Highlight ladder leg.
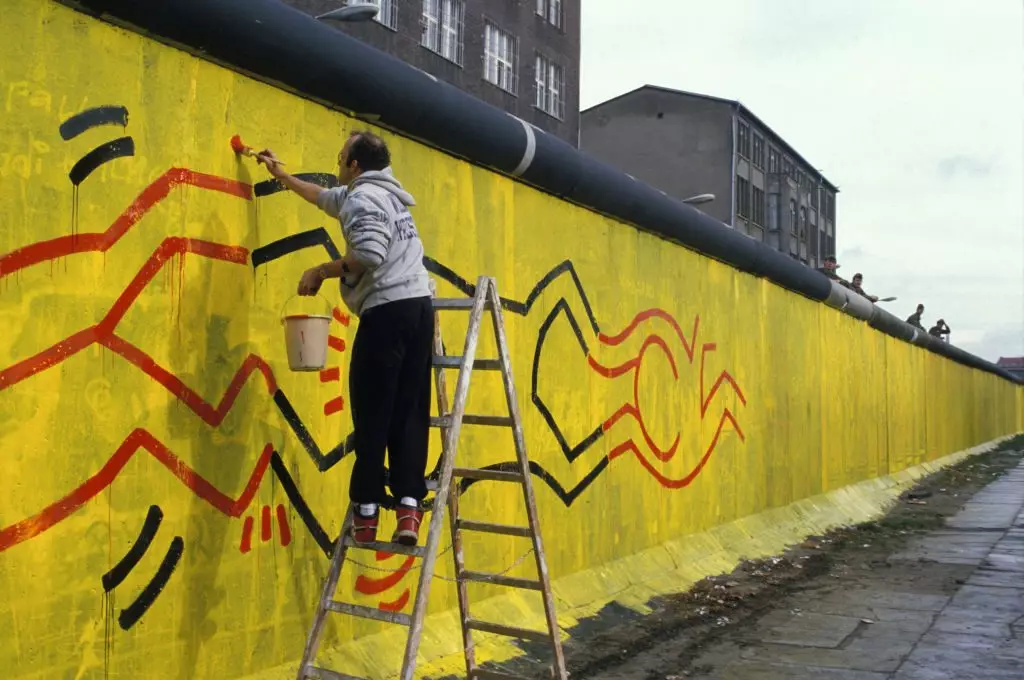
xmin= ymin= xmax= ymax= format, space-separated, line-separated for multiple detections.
xmin=447 ymin=474 xmax=477 ymax=675
xmin=486 ymin=279 xmax=568 ymax=679
xmin=295 ymin=508 xmax=354 ymax=680
xmin=399 ymin=279 xmax=490 ymax=680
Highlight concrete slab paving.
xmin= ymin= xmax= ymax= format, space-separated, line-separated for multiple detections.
xmin=701 ymin=661 xmax=889 ymax=679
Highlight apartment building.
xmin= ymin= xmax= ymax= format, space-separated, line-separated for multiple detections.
xmin=283 ymin=0 xmax=582 ymax=145
xmin=581 ymin=85 xmax=839 ymax=267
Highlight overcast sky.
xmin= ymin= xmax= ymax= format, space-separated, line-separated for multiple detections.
xmin=580 ymin=0 xmax=1024 ymax=362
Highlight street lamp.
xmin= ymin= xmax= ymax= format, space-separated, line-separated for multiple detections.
xmin=316 ymin=4 xmax=379 ymax=22
xmin=681 ymin=193 xmax=715 ymax=205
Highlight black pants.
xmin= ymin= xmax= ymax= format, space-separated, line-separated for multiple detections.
xmin=349 ymin=296 xmax=434 ymax=505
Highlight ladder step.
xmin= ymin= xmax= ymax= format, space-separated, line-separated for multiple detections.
xmin=432 ymin=356 xmax=502 ymax=370
xmin=453 ymin=467 xmax=525 ymax=483
xmin=430 ymin=415 xmax=515 ymax=428
xmin=432 ymin=298 xmax=492 ymax=310
xmin=466 ymin=618 xmax=550 ymax=642
xmin=460 ymin=570 xmax=544 ymax=591
xmin=303 ymin=666 xmax=367 ymax=680
xmin=457 ymin=519 xmax=532 ymax=537
xmin=470 ymin=670 xmax=533 ymax=680
xmin=327 ymin=601 xmax=412 ymax=627
xmin=340 ymin=535 xmax=426 ymax=558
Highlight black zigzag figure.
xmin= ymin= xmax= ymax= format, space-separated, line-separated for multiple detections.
xmin=250 ymin=226 xmax=614 ymax=508
xmin=102 ymin=505 xmax=163 ymax=592
xmin=254 ymin=173 xmax=338 ymax=198
xmin=270 ymin=451 xmax=334 ymax=556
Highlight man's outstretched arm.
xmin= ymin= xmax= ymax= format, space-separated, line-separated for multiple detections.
xmin=256 ymin=149 xmax=324 ymax=205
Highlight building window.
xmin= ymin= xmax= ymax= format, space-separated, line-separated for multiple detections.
xmin=534 ymin=54 xmax=564 ymax=119
xmin=484 ymin=22 xmax=518 ymax=94
xmin=751 ymin=186 xmax=765 ymax=226
xmin=536 ymin=0 xmax=563 ymax=29
xmin=752 ymin=134 xmax=765 ymax=168
xmin=768 ymin=146 xmax=779 ymax=174
xmin=783 ymin=157 xmax=794 ymax=180
xmin=789 ymin=199 xmax=797 ymax=234
xmin=350 ymin=0 xmax=398 ymax=30
xmin=768 ymin=193 xmax=780 ymax=231
xmin=811 ymin=185 xmax=820 ymax=209
xmin=799 ymin=206 xmax=808 ymax=240
xmin=422 ymin=0 xmax=465 ymax=65
xmin=736 ymin=176 xmax=751 ymax=219
xmin=810 ymin=219 xmax=819 ymax=260
xmin=737 ymin=121 xmax=750 ymax=158
xmin=825 ymin=192 xmax=836 ymax=221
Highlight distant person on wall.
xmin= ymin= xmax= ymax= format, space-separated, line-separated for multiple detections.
xmin=257 ymin=132 xmax=433 ymax=547
xmin=816 ymin=254 xmax=841 ymax=280
xmin=849 ymin=273 xmax=878 ymax=303
xmin=906 ymin=304 xmax=925 ymax=329
xmin=929 ymin=319 xmax=951 ymax=342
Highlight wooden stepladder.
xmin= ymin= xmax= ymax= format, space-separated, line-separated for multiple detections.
xmin=296 ymin=276 xmax=567 ymax=680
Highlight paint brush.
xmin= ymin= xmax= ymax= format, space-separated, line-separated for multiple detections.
xmin=230 ymin=134 xmax=285 ymax=166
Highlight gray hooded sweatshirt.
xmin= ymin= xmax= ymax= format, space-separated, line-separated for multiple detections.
xmin=316 ymin=167 xmax=432 ymax=316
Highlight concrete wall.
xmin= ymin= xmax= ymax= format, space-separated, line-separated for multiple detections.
xmin=0 ymin=2 xmax=1021 ymax=678
xmin=580 ymin=89 xmax=735 ymax=225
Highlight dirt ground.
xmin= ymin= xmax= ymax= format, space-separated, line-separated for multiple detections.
xmin=556 ymin=435 xmax=1024 ymax=680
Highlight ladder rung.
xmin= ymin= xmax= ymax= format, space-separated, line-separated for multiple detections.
xmin=303 ymin=666 xmax=366 ymax=680
xmin=457 ymin=519 xmax=532 ymax=537
xmin=466 ymin=618 xmax=550 ymax=642
xmin=453 ymin=467 xmax=524 ymax=483
xmin=471 ymin=670 xmax=532 ymax=680
xmin=432 ymin=356 xmax=502 ymax=370
xmin=460 ymin=570 xmax=543 ymax=591
xmin=432 ymin=298 xmax=491 ymax=310
xmin=327 ymin=601 xmax=412 ymax=626
xmin=340 ymin=535 xmax=426 ymax=558
xmin=430 ymin=415 xmax=514 ymax=428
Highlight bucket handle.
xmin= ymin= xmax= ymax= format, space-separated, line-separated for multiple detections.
xmin=280 ymin=293 xmax=333 ymax=324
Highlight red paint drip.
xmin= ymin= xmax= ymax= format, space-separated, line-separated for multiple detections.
xmin=261 ymin=505 xmax=272 ymax=543
xmin=240 ymin=516 xmax=254 ymax=554
xmin=276 ymin=505 xmax=292 ymax=547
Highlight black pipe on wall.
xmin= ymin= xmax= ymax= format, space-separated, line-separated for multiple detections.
xmin=62 ymin=0 xmax=1021 ymax=384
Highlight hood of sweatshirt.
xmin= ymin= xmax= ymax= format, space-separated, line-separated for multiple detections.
xmin=350 ymin=167 xmax=416 ymax=207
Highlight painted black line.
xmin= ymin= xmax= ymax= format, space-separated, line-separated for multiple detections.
xmin=270 ymin=452 xmax=333 ymax=556
xmin=118 ymin=536 xmax=183 ymax=630
xmin=69 ymin=137 xmax=135 ymax=186
xmin=459 ymin=458 xmax=610 ymax=507
xmin=254 ymin=173 xmax=338 ymax=197
xmin=273 ymin=389 xmax=354 ymax=472
xmin=251 ymin=227 xmax=342 ymax=268
xmin=532 ymin=298 xmax=605 ymax=462
xmin=102 ymin=505 xmax=162 ymax=592
xmin=59 ymin=106 xmax=129 ymax=141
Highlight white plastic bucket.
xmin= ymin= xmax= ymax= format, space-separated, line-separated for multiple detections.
xmin=281 ymin=295 xmax=332 ymax=372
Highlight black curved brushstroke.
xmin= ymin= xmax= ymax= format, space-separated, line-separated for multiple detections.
xmin=251 ymin=226 xmax=342 ymax=267
xmin=254 ymin=173 xmax=339 ymax=197
xmin=69 ymin=137 xmax=135 ymax=186
xmin=118 ymin=536 xmax=183 ymax=630
xmin=59 ymin=105 xmax=129 ymax=140
xmin=102 ymin=505 xmax=162 ymax=592
xmin=269 ymin=451 xmax=333 ymax=556
xmin=273 ymin=389 xmax=354 ymax=472
xmin=460 ymin=458 xmax=611 ymax=507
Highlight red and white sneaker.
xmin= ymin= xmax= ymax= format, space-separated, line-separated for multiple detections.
xmin=350 ymin=508 xmax=378 ymax=545
xmin=392 ymin=505 xmax=423 ymax=546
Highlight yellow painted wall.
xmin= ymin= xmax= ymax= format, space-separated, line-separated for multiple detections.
xmin=0 ymin=2 xmax=1020 ymax=678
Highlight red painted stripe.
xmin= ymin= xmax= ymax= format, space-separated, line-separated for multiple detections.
xmin=332 ymin=308 xmax=350 ymax=326
xmin=240 ymin=516 xmax=254 ymax=554
xmin=319 ymin=367 xmax=340 ymax=383
xmin=597 ymin=310 xmax=698 ymax=363
xmin=699 ymin=344 xmax=747 ymax=416
xmin=276 ymin=505 xmax=292 ymax=547
xmin=0 ymin=168 xmax=251 ymax=278
xmin=328 ymin=336 xmax=346 ymax=352
xmin=625 ymin=409 xmax=744 ymax=489
xmin=378 ymin=589 xmax=411 ymax=612
xmin=355 ymin=555 xmax=415 ymax=595
xmin=0 ymin=433 xmax=273 ymax=552
xmin=0 ymin=238 xmax=249 ymax=392
xmin=261 ymin=506 xmax=272 ymax=542
xmin=323 ymin=397 xmax=345 ymax=416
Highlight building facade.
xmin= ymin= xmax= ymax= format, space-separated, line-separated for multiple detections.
xmin=580 ymin=86 xmax=839 ymax=268
xmin=282 ymin=0 xmax=581 ymax=145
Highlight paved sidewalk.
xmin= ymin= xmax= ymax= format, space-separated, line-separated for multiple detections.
xmin=690 ymin=461 xmax=1024 ymax=679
